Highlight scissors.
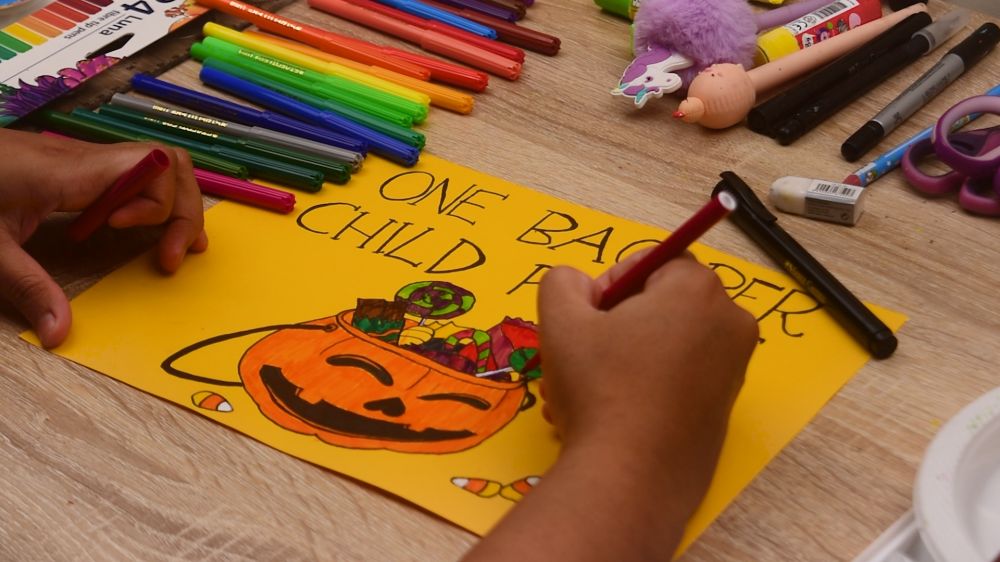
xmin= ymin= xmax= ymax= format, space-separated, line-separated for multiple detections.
xmin=902 ymin=95 xmax=1000 ymax=216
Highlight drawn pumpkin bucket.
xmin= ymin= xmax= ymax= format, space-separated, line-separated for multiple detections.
xmin=239 ymin=310 xmax=533 ymax=454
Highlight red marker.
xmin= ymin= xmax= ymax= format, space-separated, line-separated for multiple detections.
xmin=67 ymin=149 xmax=171 ymax=242
xmin=521 ymin=192 xmax=738 ymax=374
xmin=309 ymin=0 xmax=495 ymax=87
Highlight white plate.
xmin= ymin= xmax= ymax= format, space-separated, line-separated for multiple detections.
xmin=915 ymin=387 xmax=1000 ymax=562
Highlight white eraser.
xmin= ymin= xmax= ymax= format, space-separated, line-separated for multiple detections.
xmin=769 ymin=176 xmax=867 ymax=225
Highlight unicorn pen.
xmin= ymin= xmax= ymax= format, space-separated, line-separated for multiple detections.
xmin=611 ymin=0 xmax=848 ymax=107
xmin=673 ymin=3 xmax=927 ymax=129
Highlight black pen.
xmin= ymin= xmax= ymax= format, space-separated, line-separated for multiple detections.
xmin=747 ymin=11 xmax=933 ymax=137
xmin=842 ymin=22 xmax=1000 ymax=162
xmin=713 ymin=172 xmax=897 ymax=359
xmin=774 ymin=10 xmax=967 ymax=146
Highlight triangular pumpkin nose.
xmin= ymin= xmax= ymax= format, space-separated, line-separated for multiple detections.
xmin=363 ymin=397 xmax=406 ymax=417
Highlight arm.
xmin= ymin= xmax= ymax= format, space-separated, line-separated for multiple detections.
xmin=0 ymin=129 xmax=208 ymax=348
xmin=466 ymin=254 xmax=758 ymax=561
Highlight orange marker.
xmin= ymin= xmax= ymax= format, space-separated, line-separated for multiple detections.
xmin=194 ymin=0 xmax=430 ymax=80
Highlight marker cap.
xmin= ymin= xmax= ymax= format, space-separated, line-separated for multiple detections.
xmin=841 ymin=121 xmax=884 ymax=162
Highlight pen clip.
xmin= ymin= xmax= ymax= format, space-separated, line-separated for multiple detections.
xmin=714 ymin=171 xmax=777 ymax=224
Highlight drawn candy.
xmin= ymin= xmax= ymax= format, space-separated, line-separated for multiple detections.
xmin=451 ymin=477 xmax=502 ymax=498
xmin=395 ymin=281 xmax=475 ymax=320
xmin=352 ymin=298 xmax=407 ymax=343
xmin=191 ymin=391 xmax=232 ymax=413
xmin=500 ymin=476 xmax=541 ymax=502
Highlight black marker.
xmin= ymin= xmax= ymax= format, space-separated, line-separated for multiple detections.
xmin=747 ymin=11 xmax=933 ymax=137
xmin=713 ymin=172 xmax=897 ymax=359
xmin=774 ymin=10 xmax=966 ymax=146
xmin=842 ymin=22 xmax=1000 ymax=162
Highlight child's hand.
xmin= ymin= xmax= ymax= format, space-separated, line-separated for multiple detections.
xmin=538 ymin=253 xmax=757 ymax=463
xmin=0 ymin=130 xmax=207 ymax=348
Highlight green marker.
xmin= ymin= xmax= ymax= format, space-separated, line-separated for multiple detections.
xmin=190 ymin=38 xmax=427 ymax=126
xmin=594 ymin=0 xmax=637 ymax=19
xmin=200 ymin=57 xmax=426 ymax=150
xmin=97 ymin=104 xmax=351 ymax=185
xmin=35 ymin=110 xmax=249 ymax=179
xmin=70 ymin=109 xmax=326 ymax=192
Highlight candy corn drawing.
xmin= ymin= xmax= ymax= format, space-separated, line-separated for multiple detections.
xmin=451 ymin=476 xmax=540 ymax=502
xmin=191 ymin=391 xmax=233 ymax=412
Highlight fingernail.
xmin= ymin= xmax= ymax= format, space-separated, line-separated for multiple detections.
xmin=38 ymin=312 xmax=59 ymax=348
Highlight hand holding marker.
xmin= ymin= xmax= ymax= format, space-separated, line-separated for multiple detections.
xmin=521 ymin=192 xmax=738 ymax=374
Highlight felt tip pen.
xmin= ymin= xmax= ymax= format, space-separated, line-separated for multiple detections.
xmin=520 ymin=192 xmax=738 ymax=374
xmin=193 ymin=35 xmax=428 ymax=124
xmin=202 ymin=23 xmax=432 ymax=109
xmin=774 ymin=10 xmax=966 ymax=146
xmin=842 ymin=20 xmax=1000 ymax=162
xmin=34 ymin=110 xmax=250 ymax=179
xmin=193 ymin=169 xmax=296 ymax=213
xmin=131 ymin=74 xmax=369 ymax=155
xmin=713 ymin=172 xmax=897 ymax=359
xmin=341 ymin=0 xmax=524 ymax=63
xmin=373 ymin=0 xmax=498 ymax=39
xmin=191 ymin=39 xmax=421 ymax=128
xmin=70 ymin=108 xmax=328 ymax=192
xmin=68 ymin=149 xmax=170 ymax=242
xmin=747 ymin=11 xmax=934 ymax=137
xmin=421 ymin=0 xmax=559 ymax=55
xmin=96 ymin=104 xmax=353 ymax=184
xmin=200 ymin=58 xmax=426 ymax=150
xmin=41 ymin=129 xmax=296 ymax=214
xmin=110 ymin=94 xmax=364 ymax=172
xmin=309 ymin=0 xmax=521 ymax=81
xmin=433 ymin=0 xmax=522 ymax=22
xmin=241 ymin=29 xmax=475 ymax=113
xmin=200 ymin=65 xmax=421 ymax=166
xmin=194 ymin=0 xmax=433 ymax=80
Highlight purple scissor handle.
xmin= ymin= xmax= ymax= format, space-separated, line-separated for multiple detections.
xmin=902 ymin=95 xmax=1000 ymax=216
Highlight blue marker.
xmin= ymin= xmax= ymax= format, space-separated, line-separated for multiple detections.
xmin=376 ymin=0 xmax=497 ymax=39
xmin=199 ymin=66 xmax=421 ymax=167
xmin=131 ymin=74 xmax=369 ymax=155
xmin=844 ymin=82 xmax=1000 ymax=187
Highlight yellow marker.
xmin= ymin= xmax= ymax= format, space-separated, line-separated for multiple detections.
xmin=451 ymin=477 xmax=502 ymax=498
xmin=203 ymin=23 xmax=430 ymax=109
xmin=242 ymin=29 xmax=475 ymax=115
xmin=3 ymin=24 xmax=44 ymax=45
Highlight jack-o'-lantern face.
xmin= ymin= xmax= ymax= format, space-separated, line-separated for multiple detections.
xmin=239 ymin=311 xmax=531 ymax=454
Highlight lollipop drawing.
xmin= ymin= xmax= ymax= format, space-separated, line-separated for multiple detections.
xmin=163 ymin=281 xmax=539 ymax=454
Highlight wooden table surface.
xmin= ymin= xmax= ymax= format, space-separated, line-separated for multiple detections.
xmin=3 ymin=1 xmax=999 ymax=559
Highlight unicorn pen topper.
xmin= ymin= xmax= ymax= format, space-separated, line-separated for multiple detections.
xmin=611 ymin=0 xmax=839 ymax=108
xmin=673 ymin=3 xmax=927 ymax=129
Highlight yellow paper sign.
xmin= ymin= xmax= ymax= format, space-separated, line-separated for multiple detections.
xmin=30 ymin=155 xmax=905 ymax=549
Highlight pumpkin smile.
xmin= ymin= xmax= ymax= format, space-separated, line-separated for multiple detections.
xmin=259 ymin=364 xmax=477 ymax=442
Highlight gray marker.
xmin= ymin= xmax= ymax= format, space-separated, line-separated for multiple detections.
xmin=110 ymin=93 xmax=364 ymax=171
xmin=842 ymin=14 xmax=1000 ymax=162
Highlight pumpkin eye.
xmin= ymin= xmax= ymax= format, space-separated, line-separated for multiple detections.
xmin=419 ymin=393 xmax=491 ymax=411
xmin=326 ymin=354 xmax=393 ymax=386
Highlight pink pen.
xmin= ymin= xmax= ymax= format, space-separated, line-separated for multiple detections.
xmin=194 ymin=169 xmax=296 ymax=213
xmin=41 ymin=132 xmax=295 ymax=214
